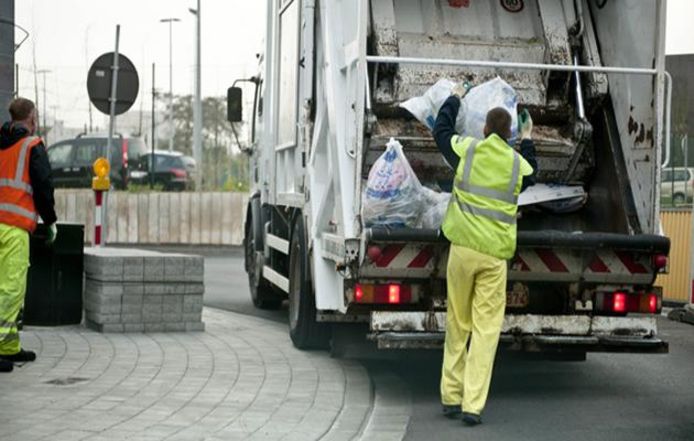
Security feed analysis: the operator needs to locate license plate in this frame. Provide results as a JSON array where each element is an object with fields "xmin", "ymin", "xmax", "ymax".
[{"xmin": 507, "ymin": 283, "xmax": 529, "ymax": 308}]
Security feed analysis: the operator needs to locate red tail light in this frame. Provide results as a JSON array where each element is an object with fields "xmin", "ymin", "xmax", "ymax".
[
  {"xmin": 355, "ymin": 285, "xmax": 364, "ymax": 302},
  {"xmin": 388, "ymin": 284, "xmax": 401, "ymax": 304},
  {"xmin": 597, "ymin": 291, "xmax": 661, "ymax": 314},
  {"xmin": 647, "ymin": 293, "xmax": 658, "ymax": 314},
  {"xmin": 171, "ymin": 168, "xmax": 187, "ymax": 178},
  {"xmin": 612, "ymin": 292, "xmax": 627, "ymax": 313},
  {"xmin": 354, "ymin": 283, "xmax": 413, "ymax": 304}
]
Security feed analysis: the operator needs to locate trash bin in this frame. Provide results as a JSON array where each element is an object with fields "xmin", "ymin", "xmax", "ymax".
[{"xmin": 24, "ymin": 223, "xmax": 85, "ymax": 326}]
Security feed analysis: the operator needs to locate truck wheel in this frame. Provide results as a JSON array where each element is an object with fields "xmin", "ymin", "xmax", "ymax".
[
  {"xmin": 245, "ymin": 209, "xmax": 282, "ymax": 310},
  {"xmin": 288, "ymin": 216, "xmax": 330, "ymax": 349}
]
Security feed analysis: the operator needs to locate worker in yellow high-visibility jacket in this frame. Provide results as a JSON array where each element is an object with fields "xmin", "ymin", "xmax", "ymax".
[{"xmin": 433, "ymin": 83, "xmax": 537, "ymax": 425}]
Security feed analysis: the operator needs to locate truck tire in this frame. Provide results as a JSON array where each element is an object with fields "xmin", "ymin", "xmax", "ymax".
[
  {"xmin": 288, "ymin": 216, "xmax": 330, "ymax": 349},
  {"xmin": 244, "ymin": 207, "xmax": 282, "ymax": 310}
]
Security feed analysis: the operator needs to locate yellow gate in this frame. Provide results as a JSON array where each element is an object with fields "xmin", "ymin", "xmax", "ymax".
[{"xmin": 656, "ymin": 209, "xmax": 692, "ymax": 303}]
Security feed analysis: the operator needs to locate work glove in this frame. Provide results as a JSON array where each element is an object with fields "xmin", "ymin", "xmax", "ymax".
[
  {"xmin": 46, "ymin": 223, "xmax": 57, "ymax": 246},
  {"xmin": 451, "ymin": 81, "xmax": 472, "ymax": 99},
  {"xmin": 518, "ymin": 109, "xmax": 533, "ymax": 140}
]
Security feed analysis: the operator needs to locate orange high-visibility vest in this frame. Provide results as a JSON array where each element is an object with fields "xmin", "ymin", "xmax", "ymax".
[{"xmin": 0, "ymin": 135, "xmax": 41, "ymax": 232}]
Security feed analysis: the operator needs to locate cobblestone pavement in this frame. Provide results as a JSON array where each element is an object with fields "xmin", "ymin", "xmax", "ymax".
[{"xmin": 0, "ymin": 308, "xmax": 410, "ymax": 441}]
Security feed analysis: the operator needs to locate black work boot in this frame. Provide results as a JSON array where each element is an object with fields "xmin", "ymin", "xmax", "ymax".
[
  {"xmin": 0, "ymin": 349, "xmax": 36, "ymax": 362},
  {"xmin": 0, "ymin": 359, "xmax": 13, "ymax": 372},
  {"xmin": 462, "ymin": 412, "xmax": 482, "ymax": 426},
  {"xmin": 442, "ymin": 404, "xmax": 462, "ymax": 419}
]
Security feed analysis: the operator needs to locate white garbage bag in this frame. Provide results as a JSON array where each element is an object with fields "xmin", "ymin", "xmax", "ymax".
[
  {"xmin": 400, "ymin": 76, "xmax": 519, "ymax": 142},
  {"xmin": 400, "ymin": 79, "xmax": 456, "ymax": 131},
  {"xmin": 362, "ymin": 138, "xmax": 425, "ymax": 228},
  {"xmin": 459, "ymin": 77, "xmax": 519, "ymax": 142},
  {"xmin": 420, "ymin": 188, "xmax": 451, "ymax": 229}
]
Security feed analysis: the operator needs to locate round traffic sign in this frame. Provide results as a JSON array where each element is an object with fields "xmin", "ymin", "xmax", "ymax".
[{"xmin": 87, "ymin": 52, "xmax": 139, "ymax": 116}]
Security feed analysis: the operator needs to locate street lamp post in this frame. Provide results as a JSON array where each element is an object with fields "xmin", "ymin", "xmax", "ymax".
[
  {"xmin": 36, "ymin": 69, "xmax": 51, "ymax": 144},
  {"xmin": 189, "ymin": 0, "xmax": 202, "ymax": 191},
  {"xmin": 160, "ymin": 17, "xmax": 180, "ymax": 153}
]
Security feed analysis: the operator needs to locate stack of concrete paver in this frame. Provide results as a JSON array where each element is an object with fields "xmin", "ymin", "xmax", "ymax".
[{"xmin": 83, "ymin": 247, "xmax": 205, "ymax": 333}]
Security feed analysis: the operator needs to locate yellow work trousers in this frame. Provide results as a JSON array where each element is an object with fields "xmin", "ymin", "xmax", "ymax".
[
  {"xmin": 440, "ymin": 244, "xmax": 507, "ymax": 415},
  {"xmin": 0, "ymin": 223, "xmax": 29, "ymax": 355}
]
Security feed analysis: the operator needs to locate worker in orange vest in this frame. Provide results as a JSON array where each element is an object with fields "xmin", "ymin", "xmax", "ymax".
[{"xmin": 0, "ymin": 98, "xmax": 57, "ymax": 373}]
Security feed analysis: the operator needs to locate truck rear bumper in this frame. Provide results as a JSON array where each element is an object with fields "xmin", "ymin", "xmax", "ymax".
[{"xmin": 368, "ymin": 312, "xmax": 668, "ymax": 353}]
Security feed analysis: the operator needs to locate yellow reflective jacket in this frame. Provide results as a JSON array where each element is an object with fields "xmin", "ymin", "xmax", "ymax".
[{"xmin": 442, "ymin": 134, "xmax": 534, "ymax": 260}]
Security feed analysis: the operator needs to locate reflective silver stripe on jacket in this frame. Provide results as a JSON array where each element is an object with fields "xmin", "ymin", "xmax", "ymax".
[
  {"xmin": 14, "ymin": 136, "xmax": 37, "ymax": 181},
  {"xmin": 0, "ymin": 203, "xmax": 39, "ymax": 222},
  {"xmin": 458, "ymin": 140, "xmax": 521, "ymax": 204},
  {"xmin": 0, "ymin": 178, "xmax": 33, "ymax": 194},
  {"xmin": 455, "ymin": 198, "xmax": 517, "ymax": 225}
]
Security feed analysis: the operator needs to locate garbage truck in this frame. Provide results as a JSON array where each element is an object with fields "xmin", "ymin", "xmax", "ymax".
[{"xmin": 230, "ymin": 0, "xmax": 672, "ymax": 354}]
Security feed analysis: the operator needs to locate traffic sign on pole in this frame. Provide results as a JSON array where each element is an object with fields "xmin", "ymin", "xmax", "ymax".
[{"xmin": 87, "ymin": 50, "xmax": 139, "ymax": 116}]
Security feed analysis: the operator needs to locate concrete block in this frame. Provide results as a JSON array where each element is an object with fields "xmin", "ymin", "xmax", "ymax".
[
  {"xmin": 164, "ymin": 256, "xmax": 185, "ymax": 282},
  {"xmin": 145, "ymin": 323, "xmax": 166, "ymax": 332},
  {"xmin": 144, "ymin": 283, "xmax": 166, "ymax": 295},
  {"xmin": 84, "ymin": 280, "xmax": 124, "ymax": 296},
  {"xmin": 162, "ymin": 296, "xmax": 183, "ymax": 313},
  {"xmin": 143, "ymin": 305, "xmax": 162, "ymax": 323},
  {"xmin": 86, "ymin": 319, "xmax": 124, "ymax": 333},
  {"xmin": 121, "ymin": 312, "xmax": 143, "ymax": 324},
  {"xmin": 182, "ymin": 312, "xmax": 202, "ymax": 322},
  {"xmin": 122, "ymin": 256, "xmax": 145, "ymax": 282},
  {"xmin": 121, "ymin": 295, "xmax": 144, "ymax": 313},
  {"xmin": 84, "ymin": 299, "xmax": 121, "ymax": 315},
  {"xmin": 183, "ymin": 295, "xmax": 204, "ymax": 313},
  {"xmin": 164, "ymin": 322, "xmax": 186, "ymax": 332},
  {"xmin": 143, "ymin": 295, "xmax": 163, "ymax": 305},
  {"xmin": 86, "ymin": 311, "xmax": 121, "ymax": 324},
  {"xmin": 144, "ymin": 256, "xmax": 164, "ymax": 281},
  {"xmin": 123, "ymin": 283, "xmax": 144, "ymax": 296},
  {"xmin": 123, "ymin": 323, "xmax": 145, "ymax": 333},
  {"xmin": 183, "ymin": 256, "xmax": 205, "ymax": 282},
  {"xmin": 162, "ymin": 312, "xmax": 183, "ymax": 323},
  {"xmin": 185, "ymin": 322, "xmax": 205, "ymax": 332},
  {"xmin": 184, "ymin": 283, "xmax": 205, "ymax": 295}
]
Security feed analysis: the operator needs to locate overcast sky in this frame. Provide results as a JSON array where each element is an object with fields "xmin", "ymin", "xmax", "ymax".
[
  {"xmin": 13, "ymin": 0, "xmax": 694, "ymax": 128},
  {"xmin": 15, "ymin": 0, "xmax": 266, "ymax": 128}
]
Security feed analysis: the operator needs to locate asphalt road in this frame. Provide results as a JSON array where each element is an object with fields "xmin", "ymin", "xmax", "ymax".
[{"xmin": 205, "ymin": 254, "xmax": 694, "ymax": 441}]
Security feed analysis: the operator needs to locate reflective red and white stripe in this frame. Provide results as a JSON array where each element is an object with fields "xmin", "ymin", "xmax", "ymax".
[
  {"xmin": 513, "ymin": 249, "xmax": 649, "ymax": 274},
  {"xmin": 94, "ymin": 190, "xmax": 103, "ymax": 247},
  {"xmin": 370, "ymin": 245, "xmax": 435, "ymax": 269}
]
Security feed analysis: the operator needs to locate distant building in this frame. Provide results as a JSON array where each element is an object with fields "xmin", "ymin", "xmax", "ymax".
[
  {"xmin": 0, "ymin": 0, "xmax": 14, "ymax": 120},
  {"xmin": 665, "ymin": 54, "xmax": 693, "ymax": 166}
]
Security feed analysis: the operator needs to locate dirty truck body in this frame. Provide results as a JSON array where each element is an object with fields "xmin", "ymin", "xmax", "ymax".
[{"xmin": 243, "ymin": 0, "xmax": 671, "ymax": 353}]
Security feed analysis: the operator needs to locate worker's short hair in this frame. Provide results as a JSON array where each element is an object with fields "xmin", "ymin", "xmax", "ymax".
[
  {"xmin": 485, "ymin": 107, "xmax": 513, "ymax": 141},
  {"xmin": 8, "ymin": 97, "xmax": 36, "ymax": 122}
]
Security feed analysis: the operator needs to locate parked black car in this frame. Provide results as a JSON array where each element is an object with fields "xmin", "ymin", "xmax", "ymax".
[
  {"xmin": 46, "ymin": 134, "xmax": 147, "ymax": 189},
  {"xmin": 130, "ymin": 151, "xmax": 196, "ymax": 191}
]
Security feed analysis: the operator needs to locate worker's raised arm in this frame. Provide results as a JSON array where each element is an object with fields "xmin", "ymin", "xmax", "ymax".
[
  {"xmin": 433, "ymin": 95, "xmax": 462, "ymax": 170},
  {"xmin": 517, "ymin": 109, "xmax": 538, "ymax": 191}
]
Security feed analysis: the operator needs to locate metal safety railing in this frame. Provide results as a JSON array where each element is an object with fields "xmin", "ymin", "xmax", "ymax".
[{"xmin": 364, "ymin": 55, "xmax": 672, "ymax": 167}]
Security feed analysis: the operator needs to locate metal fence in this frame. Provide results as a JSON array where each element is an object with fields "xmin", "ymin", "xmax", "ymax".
[
  {"xmin": 656, "ymin": 209, "xmax": 692, "ymax": 303},
  {"xmin": 55, "ymin": 190, "xmax": 248, "ymax": 246}
]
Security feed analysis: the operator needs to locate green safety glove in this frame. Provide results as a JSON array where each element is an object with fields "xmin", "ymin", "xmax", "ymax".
[
  {"xmin": 46, "ymin": 223, "xmax": 57, "ymax": 246},
  {"xmin": 518, "ymin": 109, "xmax": 533, "ymax": 140},
  {"xmin": 451, "ymin": 81, "xmax": 472, "ymax": 99}
]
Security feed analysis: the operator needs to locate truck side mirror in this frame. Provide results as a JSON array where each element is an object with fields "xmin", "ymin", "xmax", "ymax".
[{"xmin": 227, "ymin": 87, "xmax": 243, "ymax": 122}]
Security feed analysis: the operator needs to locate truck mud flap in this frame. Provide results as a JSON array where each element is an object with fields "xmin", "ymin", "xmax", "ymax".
[{"xmin": 368, "ymin": 332, "xmax": 668, "ymax": 353}]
